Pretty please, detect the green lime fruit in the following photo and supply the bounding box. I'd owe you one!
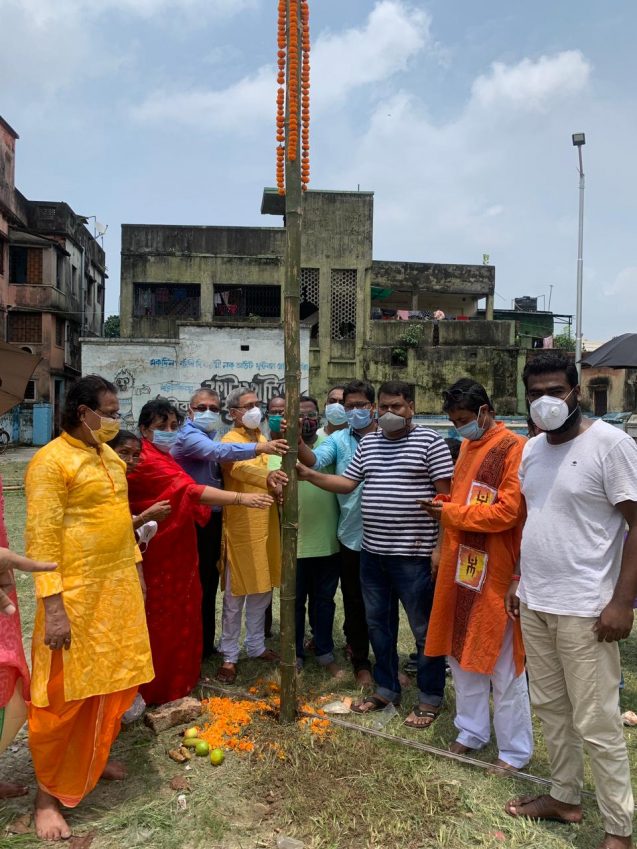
[210,748,225,766]
[182,737,202,748]
[183,727,199,739]
[195,740,210,757]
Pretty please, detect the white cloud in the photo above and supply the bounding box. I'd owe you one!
[1,0,254,25]
[471,50,591,111]
[604,266,637,297]
[131,0,431,130]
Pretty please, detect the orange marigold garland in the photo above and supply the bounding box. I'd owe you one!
[276,0,286,194]
[300,0,310,190]
[275,0,310,193]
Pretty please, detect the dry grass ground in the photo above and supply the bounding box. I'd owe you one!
[1,449,636,848]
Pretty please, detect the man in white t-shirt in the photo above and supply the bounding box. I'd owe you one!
[505,352,637,849]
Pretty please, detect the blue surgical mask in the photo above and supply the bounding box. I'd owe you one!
[325,403,348,426]
[455,408,487,441]
[346,407,372,430]
[192,410,220,433]
[151,429,178,452]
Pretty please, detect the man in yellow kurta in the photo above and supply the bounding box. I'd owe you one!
[215,388,287,684]
[422,379,533,773]
[25,375,154,841]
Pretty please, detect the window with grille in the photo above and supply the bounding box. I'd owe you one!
[8,312,42,343]
[330,269,357,340]
[133,284,201,319]
[24,380,36,401]
[300,268,319,318]
[214,285,280,320]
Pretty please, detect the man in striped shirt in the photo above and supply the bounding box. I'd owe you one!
[298,380,453,727]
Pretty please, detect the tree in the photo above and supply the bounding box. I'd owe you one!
[103,315,120,338]
[553,330,575,351]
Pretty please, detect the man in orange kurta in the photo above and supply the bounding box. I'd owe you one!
[423,379,533,772]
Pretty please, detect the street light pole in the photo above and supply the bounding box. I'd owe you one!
[572,132,586,379]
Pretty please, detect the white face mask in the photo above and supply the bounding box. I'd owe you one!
[529,389,576,432]
[241,407,262,430]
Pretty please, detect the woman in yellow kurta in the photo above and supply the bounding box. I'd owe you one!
[422,379,533,772]
[215,388,287,684]
[25,375,154,841]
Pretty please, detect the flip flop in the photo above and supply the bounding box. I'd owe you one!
[403,703,441,729]
[351,694,394,714]
[215,663,237,684]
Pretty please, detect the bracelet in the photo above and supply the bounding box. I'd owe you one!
[237,493,243,505]
[234,491,241,504]
[510,575,521,582]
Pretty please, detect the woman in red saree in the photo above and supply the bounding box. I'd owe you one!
[126,399,272,705]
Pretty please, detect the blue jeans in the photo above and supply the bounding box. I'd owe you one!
[360,549,446,706]
[296,554,341,665]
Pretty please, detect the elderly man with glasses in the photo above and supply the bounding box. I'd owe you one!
[215,388,288,684]
[171,388,287,659]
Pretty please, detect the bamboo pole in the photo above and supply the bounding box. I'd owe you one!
[279,0,303,724]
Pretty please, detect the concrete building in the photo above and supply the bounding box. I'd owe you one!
[119,187,553,414]
[0,115,106,438]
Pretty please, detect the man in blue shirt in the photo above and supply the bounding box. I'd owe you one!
[297,379,376,686]
[171,388,287,658]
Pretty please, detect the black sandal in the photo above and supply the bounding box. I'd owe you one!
[403,703,441,729]
[351,694,394,714]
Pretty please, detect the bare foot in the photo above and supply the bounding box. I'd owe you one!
[324,661,346,679]
[449,741,474,755]
[487,759,523,776]
[355,668,374,687]
[0,781,28,798]
[101,759,127,781]
[34,788,72,841]
[597,835,634,849]
[505,794,582,824]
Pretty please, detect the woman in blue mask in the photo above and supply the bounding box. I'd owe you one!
[420,378,533,773]
[126,399,273,706]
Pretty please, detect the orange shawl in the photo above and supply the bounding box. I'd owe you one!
[425,423,526,676]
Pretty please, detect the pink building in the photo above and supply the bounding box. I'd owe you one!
[0,115,106,437]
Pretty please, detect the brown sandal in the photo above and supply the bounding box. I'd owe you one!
[255,649,279,663]
[215,663,237,684]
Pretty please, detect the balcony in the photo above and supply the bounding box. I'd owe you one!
[10,283,68,313]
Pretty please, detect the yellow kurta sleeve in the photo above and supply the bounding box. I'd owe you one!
[440,439,525,534]
[25,453,67,598]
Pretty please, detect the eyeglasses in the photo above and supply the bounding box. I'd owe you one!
[191,404,220,413]
[234,402,260,410]
[526,388,573,402]
[95,409,121,420]
[343,401,370,411]
[302,412,319,419]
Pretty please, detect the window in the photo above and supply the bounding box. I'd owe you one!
[9,246,27,283]
[56,318,65,347]
[71,264,78,296]
[24,380,36,402]
[0,239,5,276]
[214,285,280,320]
[330,269,357,339]
[9,247,43,284]
[8,312,42,343]
[134,283,201,319]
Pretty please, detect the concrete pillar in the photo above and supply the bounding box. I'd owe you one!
[486,293,494,320]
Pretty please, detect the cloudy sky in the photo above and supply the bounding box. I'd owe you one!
[2,0,635,342]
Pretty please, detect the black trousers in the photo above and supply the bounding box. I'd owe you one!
[339,543,372,672]
[197,511,222,658]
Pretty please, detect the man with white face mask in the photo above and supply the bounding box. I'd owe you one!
[318,384,349,438]
[171,388,287,659]
[504,352,637,849]
[216,389,289,684]
[298,380,453,726]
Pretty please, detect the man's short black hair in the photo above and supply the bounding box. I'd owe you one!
[299,395,319,410]
[378,380,413,404]
[108,430,140,450]
[138,398,183,429]
[61,374,117,431]
[522,352,578,389]
[442,378,494,415]
[343,380,375,404]
[267,394,285,412]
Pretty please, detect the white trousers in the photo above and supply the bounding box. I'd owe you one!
[521,604,633,838]
[219,566,272,664]
[448,622,533,769]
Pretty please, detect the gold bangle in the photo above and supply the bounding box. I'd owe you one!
[237,493,243,505]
